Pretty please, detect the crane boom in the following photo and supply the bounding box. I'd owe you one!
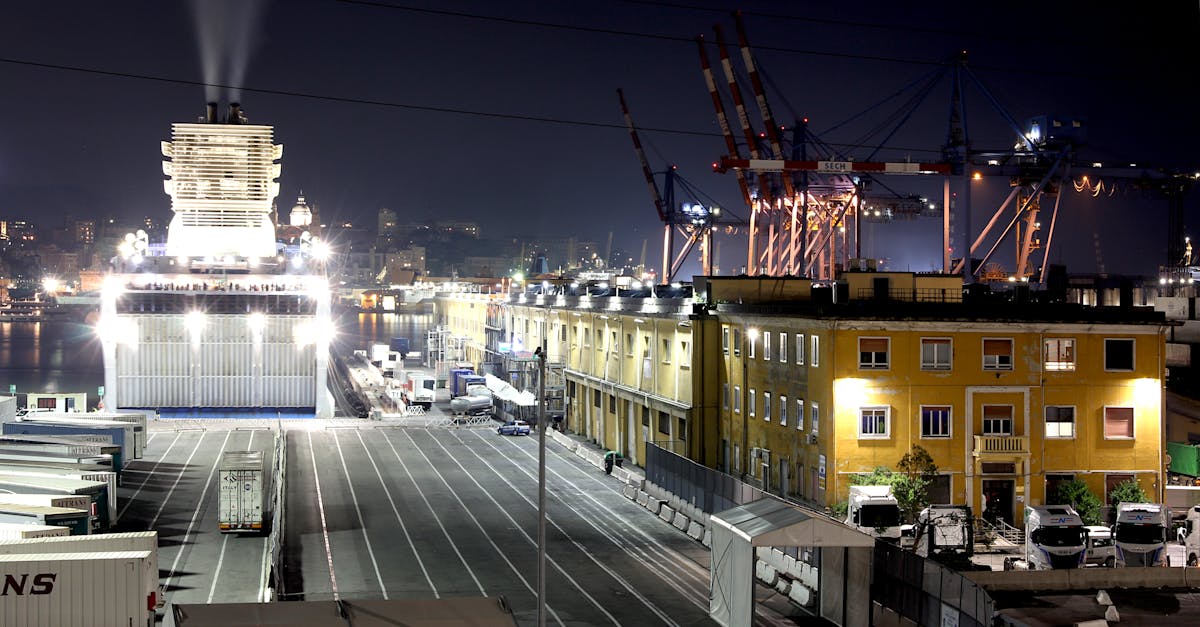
[618,89,666,223]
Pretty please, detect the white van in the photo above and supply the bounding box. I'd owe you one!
[1084,525,1115,567]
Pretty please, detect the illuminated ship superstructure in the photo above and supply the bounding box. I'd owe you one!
[98,103,332,418]
[162,102,282,259]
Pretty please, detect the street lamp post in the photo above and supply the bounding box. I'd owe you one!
[536,343,547,627]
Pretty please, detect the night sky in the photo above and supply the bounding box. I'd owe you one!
[1,1,1197,277]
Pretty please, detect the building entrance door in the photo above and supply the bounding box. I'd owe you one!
[982,479,1015,526]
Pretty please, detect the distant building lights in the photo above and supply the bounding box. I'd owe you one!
[972,172,983,181]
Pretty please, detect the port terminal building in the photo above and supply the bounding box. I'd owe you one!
[439,271,1170,527]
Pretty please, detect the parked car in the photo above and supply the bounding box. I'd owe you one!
[498,420,531,436]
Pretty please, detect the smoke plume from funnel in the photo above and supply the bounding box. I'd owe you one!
[190,0,267,102]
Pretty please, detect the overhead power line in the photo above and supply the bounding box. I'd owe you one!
[0,54,945,154]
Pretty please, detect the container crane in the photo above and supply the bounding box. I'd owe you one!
[618,88,742,281]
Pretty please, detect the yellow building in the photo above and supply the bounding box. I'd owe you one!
[441,272,1169,528]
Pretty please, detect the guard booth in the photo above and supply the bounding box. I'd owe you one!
[709,498,875,627]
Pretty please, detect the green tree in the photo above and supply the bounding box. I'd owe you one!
[848,446,939,523]
[1051,479,1103,525]
[1106,479,1149,507]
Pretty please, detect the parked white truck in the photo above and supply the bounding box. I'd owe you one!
[1112,502,1170,567]
[1025,505,1089,569]
[405,373,436,410]
[0,550,156,626]
[218,450,268,534]
[914,504,974,560]
[845,485,902,539]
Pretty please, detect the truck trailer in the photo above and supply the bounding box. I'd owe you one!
[0,503,89,536]
[0,530,163,612]
[218,451,269,534]
[0,550,156,627]
[0,523,69,541]
[0,473,107,531]
[0,463,117,529]
[914,504,974,561]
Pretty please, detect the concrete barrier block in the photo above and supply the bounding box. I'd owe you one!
[774,578,791,596]
[687,521,704,540]
[658,505,675,523]
[756,547,770,561]
[622,484,637,500]
[703,529,711,547]
[636,491,649,506]
[788,583,814,608]
[645,499,662,516]
[771,548,787,572]
[672,512,690,531]
[756,562,778,587]
[783,554,796,576]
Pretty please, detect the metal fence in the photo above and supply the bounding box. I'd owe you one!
[646,441,776,515]
[871,541,993,627]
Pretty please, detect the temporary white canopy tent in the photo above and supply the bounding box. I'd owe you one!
[709,498,875,627]
[484,373,538,407]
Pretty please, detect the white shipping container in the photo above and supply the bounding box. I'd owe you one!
[0,550,155,627]
[218,451,267,533]
[0,531,162,610]
[0,523,69,541]
[0,494,90,513]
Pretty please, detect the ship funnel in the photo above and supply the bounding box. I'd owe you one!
[227,102,245,124]
[205,102,218,124]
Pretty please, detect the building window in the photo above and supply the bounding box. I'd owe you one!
[859,337,890,369]
[582,328,590,348]
[763,392,772,421]
[811,402,819,434]
[921,338,952,370]
[1046,474,1074,500]
[593,389,601,408]
[1045,406,1075,438]
[859,407,890,438]
[1044,338,1076,372]
[661,338,671,364]
[982,405,1012,435]
[1104,406,1134,438]
[921,405,951,438]
[722,384,730,410]
[983,338,1013,371]
[749,332,756,359]
[810,335,820,367]
[779,395,788,426]
[796,398,805,431]
[764,332,772,361]
[1104,338,1135,371]
[1105,474,1135,503]
[795,334,805,365]
[779,334,788,363]
[642,406,650,426]
[734,386,741,413]
[609,394,615,412]
[677,417,686,441]
[749,389,756,417]
[658,411,671,436]
[595,329,603,350]
[722,327,729,355]
[733,329,741,356]
[626,333,634,357]
[680,341,691,368]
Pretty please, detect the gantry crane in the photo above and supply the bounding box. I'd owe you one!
[618,88,743,282]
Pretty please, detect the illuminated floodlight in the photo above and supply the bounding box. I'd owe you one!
[512,272,524,283]
[972,172,983,181]
[248,312,266,334]
[176,256,189,267]
[223,255,235,265]
[42,277,60,294]
[671,282,682,289]
[1160,277,1168,285]
[101,275,125,301]
[291,256,304,269]
[185,311,206,337]
[310,240,331,261]
[130,254,144,266]
[247,256,259,268]
[631,280,642,289]
[747,327,760,340]
[598,282,609,289]
[570,282,579,289]
[95,316,138,347]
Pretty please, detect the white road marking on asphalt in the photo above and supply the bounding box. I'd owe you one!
[410,430,619,624]
[353,430,440,599]
[146,431,209,530]
[377,429,487,596]
[162,430,232,592]
[498,433,792,627]
[332,430,389,599]
[118,430,185,520]
[207,534,229,603]
[396,429,566,625]
[462,430,685,625]
[309,429,341,600]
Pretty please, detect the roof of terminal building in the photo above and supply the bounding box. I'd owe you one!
[714,297,1171,326]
